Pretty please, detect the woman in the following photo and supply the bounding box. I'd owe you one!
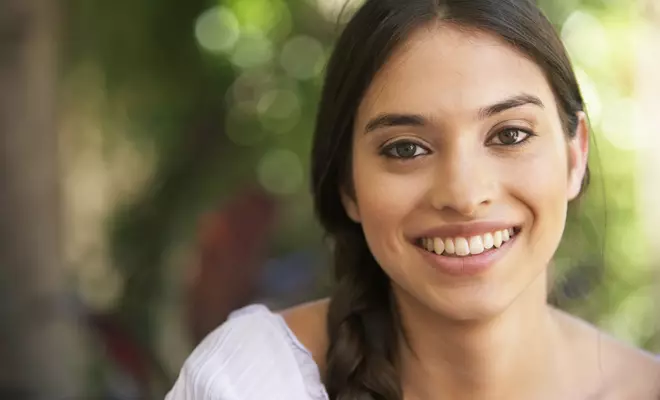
[166,0,660,399]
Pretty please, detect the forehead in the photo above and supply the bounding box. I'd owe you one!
[357,24,557,122]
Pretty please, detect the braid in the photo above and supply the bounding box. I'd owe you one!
[325,228,402,400]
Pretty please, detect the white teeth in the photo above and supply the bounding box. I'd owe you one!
[483,232,494,249]
[454,237,470,256]
[421,227,516,256]
[444,238,455,255]
[469,236,485,255]
[493,231,503,248]
[433,237,445,255]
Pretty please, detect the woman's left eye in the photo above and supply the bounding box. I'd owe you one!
[488,128,534,146]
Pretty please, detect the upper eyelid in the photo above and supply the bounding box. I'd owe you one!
[490,122,534,132]
[489,119,536,133]
[381,137,432,150]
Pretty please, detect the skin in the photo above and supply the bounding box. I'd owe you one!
[284,24,660,399]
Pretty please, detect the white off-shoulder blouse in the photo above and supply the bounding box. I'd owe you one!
[165,304,329,400]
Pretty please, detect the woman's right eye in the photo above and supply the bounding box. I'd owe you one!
[381,141,430,159]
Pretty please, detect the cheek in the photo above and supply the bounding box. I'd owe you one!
[351,155,427,261]
[509,146,569,256]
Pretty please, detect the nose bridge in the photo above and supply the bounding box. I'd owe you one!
[431,142,492,215]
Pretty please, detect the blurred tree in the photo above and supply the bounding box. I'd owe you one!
[0,0,81,398]
[64,0,228,346]
[62,0,332,358]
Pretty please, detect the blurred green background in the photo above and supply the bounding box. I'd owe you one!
[1,0,659,398]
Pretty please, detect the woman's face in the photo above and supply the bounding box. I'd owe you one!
[342,25,588,320]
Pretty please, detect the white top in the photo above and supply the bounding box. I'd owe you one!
[165,304,329,400]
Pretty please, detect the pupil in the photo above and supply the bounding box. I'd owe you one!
[397,143,416,157]
[500,130,519,144]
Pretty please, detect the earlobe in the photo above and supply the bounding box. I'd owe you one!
[567,111,590,201]
[340,188,361,223]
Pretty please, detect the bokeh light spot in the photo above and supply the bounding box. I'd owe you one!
[310,0,364,23]
[228,70,277,114]
[608,288,655,344]
[601,98,646,151]
[229,0,291,37]
[257,89,301,133]
[257,149,304,195]
[194,6,240,53]
[561,10,610,70]
[230,30,274,69]
[280,36,326,80]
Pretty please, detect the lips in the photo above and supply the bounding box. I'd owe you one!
[410,222,522,276]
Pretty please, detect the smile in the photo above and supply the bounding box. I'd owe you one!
[413,226,521,276]
[417,227,520,257]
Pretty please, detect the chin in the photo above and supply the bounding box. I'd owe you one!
[409,266,548,324]
[425,289,516,323]
[390,278,518,324]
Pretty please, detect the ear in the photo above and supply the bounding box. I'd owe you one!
[340,187,361,223]
[567,111,589,201]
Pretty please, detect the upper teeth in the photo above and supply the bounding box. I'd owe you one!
[421,228,515,257]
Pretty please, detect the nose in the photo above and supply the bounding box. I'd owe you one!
[429,150,494,217]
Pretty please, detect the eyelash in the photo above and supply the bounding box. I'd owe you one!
[380,140,430,159]
[380,128,536,160]
[489,127,536,147]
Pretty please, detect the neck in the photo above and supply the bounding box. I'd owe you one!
[395,273,563,400]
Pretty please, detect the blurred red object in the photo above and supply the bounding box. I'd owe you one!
[88,312,152,391]
[186,187,278,343]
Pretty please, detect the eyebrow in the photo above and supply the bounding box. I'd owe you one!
[364,114,426,133]
[363,93,544,133]
[477,93,545,120]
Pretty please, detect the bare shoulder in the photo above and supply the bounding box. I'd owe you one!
[279,298,330,373]
[598,332,660,399]
[554,309,660,398]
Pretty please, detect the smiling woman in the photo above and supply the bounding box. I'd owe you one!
[166,1,660,399]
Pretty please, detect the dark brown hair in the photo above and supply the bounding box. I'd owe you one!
[310,1,587,399]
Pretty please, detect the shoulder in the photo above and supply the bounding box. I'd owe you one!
[186,304,297,366]
[166,304,326,400]
[555,309,660,398]
[597,333,660,398]
[279,298,331,376]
